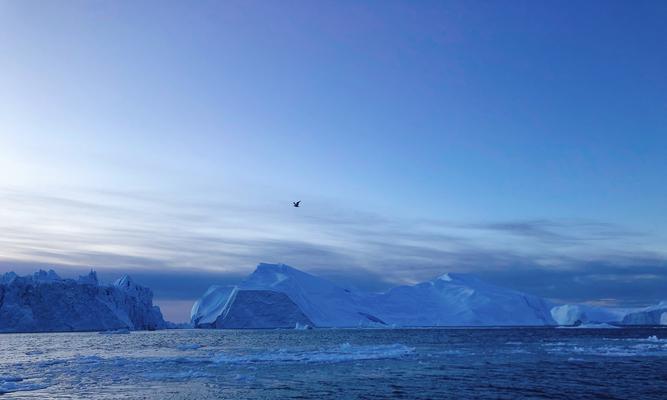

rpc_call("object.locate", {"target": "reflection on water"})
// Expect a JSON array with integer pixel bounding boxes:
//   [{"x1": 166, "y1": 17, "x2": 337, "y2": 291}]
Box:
[{"x1": 1, "y1": 328, "x2": 666, "y2": 399}]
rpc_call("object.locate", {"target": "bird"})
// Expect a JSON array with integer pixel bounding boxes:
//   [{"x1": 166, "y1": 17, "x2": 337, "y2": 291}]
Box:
[{"x1": 292, "y1": 201, "x2": 301, "y2": 207}]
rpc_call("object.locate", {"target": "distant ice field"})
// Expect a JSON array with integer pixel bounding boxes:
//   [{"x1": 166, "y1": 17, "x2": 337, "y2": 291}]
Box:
[{"x1": 1, "y1": 328, "x2": 666, "y2": 399}]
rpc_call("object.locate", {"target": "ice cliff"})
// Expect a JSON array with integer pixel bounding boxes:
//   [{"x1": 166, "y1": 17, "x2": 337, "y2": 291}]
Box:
[
  {"x1": 0, "y1": 269, "x2": 167, "y2": 333},
  {"x1": 622, "y1": 301, "x2": 667, "y2": 325},
  {"x1": 192, "y1": 287, "x2": 313, "y2": 329}
]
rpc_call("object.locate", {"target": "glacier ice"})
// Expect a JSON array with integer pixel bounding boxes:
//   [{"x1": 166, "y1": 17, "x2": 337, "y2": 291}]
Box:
[
  {"x1": 372, "y1": 272, "x2": 555, "y2": 326},
  {"x1": 196, "y1": 288, "x2": 314, "y2": 329},
  {"x1": 190, "y1": 285, "x2": 237, "y2": 327},
  {"x1": 238, "y1": 263, "x2": 386, "y2": 327},
  {"x1": 550, "y1": 304, "x2": 623, "y2": 326},
  {"x1": 192, "y1": 263, "x2": 557, "y2": 328},
  {"x1": 0, "y1": 269, "x2": 167, "y2": 333},
  {"x1": 622, "y1": 301, "x2": 667, "y2": 325}
]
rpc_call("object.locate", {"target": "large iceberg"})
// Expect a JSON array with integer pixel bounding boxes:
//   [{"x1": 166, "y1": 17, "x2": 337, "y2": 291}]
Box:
[
  {"x1": 622, "y1": 301, "x2": 667, "y2": 325},
  {"x1": 192, "y1": 263, "x2": 556, "y2": 328},
  {"x1": 191, "y1": 264, "x2": 384, "y2": 328},
  {"x1": 0, "y1": 269, "x2": 167, "y2": 333}
]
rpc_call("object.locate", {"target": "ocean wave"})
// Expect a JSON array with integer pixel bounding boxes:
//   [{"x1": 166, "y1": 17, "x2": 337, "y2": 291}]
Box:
[{"x1": 211, "y1": 343, "x2": 414, "y2": 364}]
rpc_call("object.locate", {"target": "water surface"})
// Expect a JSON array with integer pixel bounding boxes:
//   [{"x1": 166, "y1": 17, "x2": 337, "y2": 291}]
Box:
[{"x1": 1, "y1": 327, "x2": 666, "y2": 399}]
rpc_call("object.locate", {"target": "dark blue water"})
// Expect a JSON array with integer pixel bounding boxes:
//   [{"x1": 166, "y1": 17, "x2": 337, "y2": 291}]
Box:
[{"x1": 1, "y1": 327, "x2": 666, "y2": 399}]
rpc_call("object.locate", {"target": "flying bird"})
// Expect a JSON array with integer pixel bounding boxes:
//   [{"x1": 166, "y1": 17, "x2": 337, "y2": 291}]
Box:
[{"x1": 292, "y1": 201, "x2": 301, "y2": 207}]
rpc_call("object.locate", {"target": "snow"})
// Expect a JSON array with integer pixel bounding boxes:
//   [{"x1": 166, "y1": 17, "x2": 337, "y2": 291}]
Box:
[{"x1": 0, "y1": 270, "x2": 168, "y2": 333}]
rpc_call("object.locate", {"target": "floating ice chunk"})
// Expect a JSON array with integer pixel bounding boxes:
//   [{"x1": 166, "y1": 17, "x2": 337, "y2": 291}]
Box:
[{"x1": 295, "y1": 322, "x2": 312, "y2": 330}]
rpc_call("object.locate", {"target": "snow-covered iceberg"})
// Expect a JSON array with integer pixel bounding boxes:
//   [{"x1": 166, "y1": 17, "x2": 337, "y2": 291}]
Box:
[
  {"x1": 550, "y1": 304, "x2": 624, "y2": 326},
  {"x1": 192, "y1": 263, "x2": 557, "y2": 328},
  {"x1": 191, "y1": 264, "x2": 383, "y2": 328},
  {"x1": 372, "y1": 273, "x2": 555, "y2": 326},
  {"x1": 622, "y1": 301, "x2": 667, "y2": 325},
  {"x1": 0, "y1": 269, "x2": 167, "y2": 333}
]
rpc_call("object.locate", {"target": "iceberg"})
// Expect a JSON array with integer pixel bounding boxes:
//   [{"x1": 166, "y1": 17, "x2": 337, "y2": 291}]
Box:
[
  {"x1": 621, "y1": 301, "x2": 667, "y2": 325},
  {"x1": 0, "y1": 269, "x2": 167, "y2": 333},
  {"x1": 372, "y1": 273, "x2": 555, "y2": 326},
  {"x1": 190, "y1": 285, "x2": 237, "y2": 327},
  {"x1": 238, "y1": 263, "x2": 385, "y2": 327},
  {"x1": 192, "y1": 263, "x2": 556, "y2": 328},
  {"x1": 550, "y1": 304, "x2": 624, "y2": 326}
]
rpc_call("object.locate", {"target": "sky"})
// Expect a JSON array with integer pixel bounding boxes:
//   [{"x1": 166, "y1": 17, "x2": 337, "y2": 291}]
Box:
[{"x1": 1, "y1": 0, "x2": 666, "y2": 322}]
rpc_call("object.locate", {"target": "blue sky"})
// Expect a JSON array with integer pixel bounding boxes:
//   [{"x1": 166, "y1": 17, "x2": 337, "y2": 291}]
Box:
[{"x1": 1, "y1": 1, "x2": 666, "y2": 321}]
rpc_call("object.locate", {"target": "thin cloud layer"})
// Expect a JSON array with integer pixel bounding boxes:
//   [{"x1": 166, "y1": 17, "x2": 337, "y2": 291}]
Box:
[{"x1": 0, "y1": 186, "x2": 665, "y2": 318}]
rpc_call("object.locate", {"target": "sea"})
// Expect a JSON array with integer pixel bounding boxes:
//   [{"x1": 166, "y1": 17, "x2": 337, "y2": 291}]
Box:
[{"x1": 1, "y1": 327, "x2": 666, "y2": 399}]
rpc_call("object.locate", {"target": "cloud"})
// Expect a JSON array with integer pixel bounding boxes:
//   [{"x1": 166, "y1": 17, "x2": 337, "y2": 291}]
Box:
[
  {"x1": 467, "y1": 219, "x2": 643, "y2": 244},
  {"x1": 0, "y1": 186, "x2": 665, "y2": 318}
]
